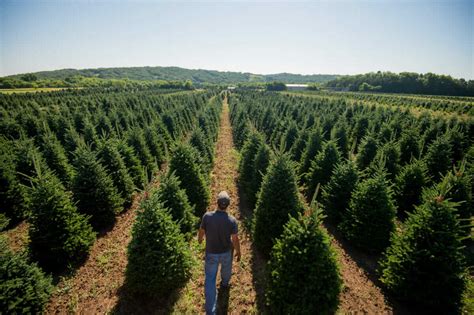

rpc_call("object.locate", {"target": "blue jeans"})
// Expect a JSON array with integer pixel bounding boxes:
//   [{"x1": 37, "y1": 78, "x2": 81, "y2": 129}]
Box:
[{"x1": 204, "y1": 250, "x2": 232, "y2": 315}]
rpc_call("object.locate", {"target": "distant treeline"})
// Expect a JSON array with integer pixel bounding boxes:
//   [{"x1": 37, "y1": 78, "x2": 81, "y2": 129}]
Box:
[
  {"x1": 326, "y1": 72, "x2": 474, "y2": 96},
  {"x1": 2, "y1": 66, "x2": 338, "y2": 85},
  {"x1": 0, "y1": 74, "x2": 194, "y2": 90}
]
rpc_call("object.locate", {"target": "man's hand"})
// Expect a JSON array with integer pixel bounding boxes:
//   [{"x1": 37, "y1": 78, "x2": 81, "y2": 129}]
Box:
[
  {"x1": 235, "y1": 250, "x2": 241, "y2": 262},
  {"x1": 231, "y1": 234, "x2": 241, "y2": 262},
  {"x1": 198, "y1": 228, "x2": 205, "y2": 245}
]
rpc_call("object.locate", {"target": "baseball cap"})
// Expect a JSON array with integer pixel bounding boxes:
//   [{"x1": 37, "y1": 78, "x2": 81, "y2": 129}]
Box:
[{"x1": 217, "y1": 191, "x2": 231, "y2": 206}]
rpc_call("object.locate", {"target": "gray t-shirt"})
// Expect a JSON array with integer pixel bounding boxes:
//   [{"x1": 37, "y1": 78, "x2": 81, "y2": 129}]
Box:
[{"x1": 200, "y1": 210, "x2": 238, "y2": 254}]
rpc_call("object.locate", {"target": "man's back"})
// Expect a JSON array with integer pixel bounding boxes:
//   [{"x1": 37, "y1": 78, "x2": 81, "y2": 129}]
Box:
[{"x1": 201, "y1": 210, "x2": 238, "y2": 254}]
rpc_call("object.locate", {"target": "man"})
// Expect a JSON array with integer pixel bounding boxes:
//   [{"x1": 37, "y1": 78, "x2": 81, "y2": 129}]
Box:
[{"x1": 198, "y1": 191, "x2": 241, "y2": 315}]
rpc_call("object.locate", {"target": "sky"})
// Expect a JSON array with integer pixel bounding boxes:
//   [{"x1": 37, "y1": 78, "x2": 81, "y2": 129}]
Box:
[{"x1": 0, "y1": 0, "x2": 472, "y2": 79}]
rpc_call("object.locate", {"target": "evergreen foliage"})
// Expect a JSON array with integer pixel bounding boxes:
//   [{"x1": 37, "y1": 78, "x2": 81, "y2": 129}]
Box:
[
  {"x1": 97, "y1": 140, "x2": 135, "y2": 207},
  {"x1": 254, "y1": 154, "x2": 304, "y2": 257},
  {"x1": 0, "y1": 139, "x2": 28, "y2": 224},
  {"x1": 394, "y1": 160, "x2": 428, "y2": 216},
  {"x1": 379, "y1": 188, "x2": 468, "y2": 313},
  {"x1": 190, "y1": 128, "x2": 214, "y2": 176},
  {"x1": 239, "y1": 132, "x2": 265, "y2": 208},
  {"x1": 144, "y1": 127, "x2": 167, "y2": 167},
  {"x1": 299, "y1": 129, "x2": 323, "y2": 179},
  {"x1": 0, "y1": 236, "x2": 53, "y2": 314},
  {"x1": 330, "y1": 121, "x2": 349, "y2": 158},
  {"x1": 321, "y1": 160, "x2": 359, "y2": 225},
  {"x1": 435, "y1": 168, "x2": 473, "y2": 238},
  {"x1": 355, "y1": 134, "x2": 378, "y2": 170},
  {"x1": 116, "y1": 140, "x2": 147, "y2": 189},
  {"x1": 267, "y1": 211, "x2": 342, "y2": 314},
  {"x1": 72, "y1": 145, "x2": 124, "y2": 230},
  {"x1": 29, "y1": 167, "x2": 95, "y2": 269},
  {"x1": 306, "y1": 140, "x2": 341, "y2": 197},
  {"x1": 341, "y1": 172, "x2": 396, "y2": 252},
  {"x1": 156, "y1": 172, "x2": 197, "y2": 236},
  {"x1": 169, "y1": 143, "x2": 210, "y2": 217},
  {"x1": 425, "y1": 135, "x2": 453, "y2": 182},
  {"x1": 39, "y1": 132, "x2": 75, "y2": 187},
  {"x1": 371, "y1": 141, "x2": 400, "y2": 179},
  {"x1": 126, "y1": 128, "x2": 157, "y2": 179},
  {"x1": 399, "y1": 129, "x2": 421, "y2": 164},
  {"x1": 253, "y1": 142, "x2": 272, "y2": 202},
  {"x1": 126, "y1": 192, "x2": 192, "y2": 296}
]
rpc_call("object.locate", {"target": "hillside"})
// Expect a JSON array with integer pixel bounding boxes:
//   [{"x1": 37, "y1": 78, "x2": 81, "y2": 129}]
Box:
[
  {"x1": 4, "y1": 66, "x2": 338, "y2": 84},
  {"x1": 326, "y1": 71, "x2": 474, "y2": 96}
]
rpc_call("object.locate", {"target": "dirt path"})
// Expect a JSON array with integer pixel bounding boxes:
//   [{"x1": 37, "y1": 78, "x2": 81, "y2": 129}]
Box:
[{"x1": 172, "y1": 96, "x2": 265, "y2": 314}]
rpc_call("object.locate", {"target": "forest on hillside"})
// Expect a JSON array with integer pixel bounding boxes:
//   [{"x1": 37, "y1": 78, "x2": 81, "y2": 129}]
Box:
[
  {"x1": 326, "y1": 71, "x2": 474, "y2": 96},
  {"x1": 1, "y1": 66, "x2": 338, "y2": 87}
]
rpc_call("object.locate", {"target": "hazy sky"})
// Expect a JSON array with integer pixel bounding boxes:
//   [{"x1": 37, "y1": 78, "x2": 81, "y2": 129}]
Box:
[{"x1": 1, "y1": 0, "x2": 472, "y2": 78}]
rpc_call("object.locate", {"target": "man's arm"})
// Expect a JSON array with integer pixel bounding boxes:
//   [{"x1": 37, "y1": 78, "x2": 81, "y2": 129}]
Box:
[
  {"x1": 198, "y1": 228, "x2": 205, "y2": 244},
  {"x1": 231, "y1": 234, "x2": 241, "y2": 261}
]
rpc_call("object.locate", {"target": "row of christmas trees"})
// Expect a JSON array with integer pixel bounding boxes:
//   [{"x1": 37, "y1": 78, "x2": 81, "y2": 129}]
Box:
[
  {"x1": 0, "y1": 89, "x2": 220, "y2": 313},
  {"x1": 125, "y1": 95, "x2": 222, "y2": 297},
  {"x1": 230, "y1": 90, "x2": 473, "y2": 313}
]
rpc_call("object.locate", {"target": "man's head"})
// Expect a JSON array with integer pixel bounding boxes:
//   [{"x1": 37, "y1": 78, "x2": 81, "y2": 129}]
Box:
[{"x1": 217, "y1": 191, "x2": 231, "y2": 210}]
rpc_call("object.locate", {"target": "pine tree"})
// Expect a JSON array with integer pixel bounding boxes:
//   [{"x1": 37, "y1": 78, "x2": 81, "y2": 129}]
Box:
[
  {"x1": 0, "y1": 139, "x2": 28, "y2": 224},
  {"x1": 289, "y1": 129, "x2": 308, "y2": 162},
  {"x1": 341, "y1": 172, "x2": 396, "y2": 252},
  {"x1": 425, "y1": 135, "x2": 453, "y2": 182},
  {"x1": 1, "y1": 236, "x2": 53, "y2": 314},
  {"x1": 254, "y1": 154, "x2": 304, "y2": 257},
  {"x1": 282, "y1": 122, "x2": 298, "y2": 152},
  {"x1": 321, "y1": 160, "x2": 359, "y2": 226},
  {"x1": 253, "y1": 142, "x2": 272, "y2": 205},
  {"x1": 394, "y1": 159, "x2": 428, "y2": 217},
  {"x1": 144, "y1": 127, "x2": 167, "y2": 168},
  {"x1": 356, "y1": 134, "x2": 378, "y2": 170},
  {"x1": 379, "y1": 189, "x2": 467, "y2": 313},
  {"x1": 239, "y1": 132, "x2": 265, "y2": 208},
  {"x1": 126, "y1": 192, "x2": 192, "y2": 295},
  {"x1": 169, "y1": 143, "x2": 210, "y2": 218},
  {"x1": 331, "y1": 121, "x2": 349, "y2": 158},
  {"x1": 97, "y1": 140, "x2": 135, "y2": 207},
  {"x1": 156, "y1": 172, "x2": 197, "y2": 237},
  {"x1": 116, "y1": 140, "x2": 147, "y2": 189},
  {"x1": 267, "y1": 211, "x2": 342, "y2": 314},
  {"x1": 436, "y1": 168, "x2": 473, "y2": 239},
  {"x1": 306, "y1": 140, "x2": 341, "y2": 198},
  {"x1": 127, "y1": 128, "x2": 157, "y2": 179},
  {"x1": 399, "y1": 129, "x2": 420, "y2": 165},
  {"x1": 371, "y1": 141, "x2": 400, "y2": 180},
  {"x1": 72, "y1": 146, "x2": 124, "y2": 230},
  {"x1": 190, "y1": 128, "x2": 214, "y2": 176},
  {"x1": 39, "y1": 132, "x2": 75, "y2": 187},
  {"x1": 29, "y1": 167, "x2": 95, "y2": 270},
  {"x1": 299, "y1": 128, "x2": 323, "y2": 179}
]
